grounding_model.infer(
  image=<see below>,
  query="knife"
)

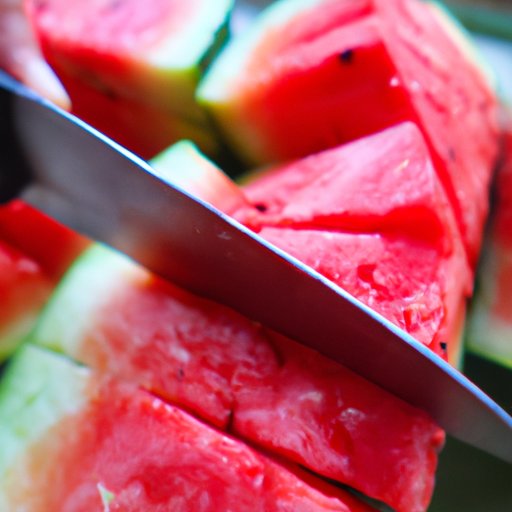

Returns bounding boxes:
[1,69,511,463]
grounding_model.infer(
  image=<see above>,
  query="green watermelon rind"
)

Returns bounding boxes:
[0,344,88,506]
[146,0,235,70]
[29,244,139,359]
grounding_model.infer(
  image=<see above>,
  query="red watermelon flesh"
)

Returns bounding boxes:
[489,128,512,253]
[0,200,88,280]
[32,244,445,512]
[232,123,471,362]
[233,332,445,512]
[49,80,219,159]
[81,271,278,428]
[2,354,376,512]
[235,123,460,250]
[467,124,512,367]
[24,0,232,158]
[0,239,52,359]
[199,0,499,265]
[260,227,467,360]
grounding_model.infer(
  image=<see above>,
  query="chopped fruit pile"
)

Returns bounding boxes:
[0,0,510,511]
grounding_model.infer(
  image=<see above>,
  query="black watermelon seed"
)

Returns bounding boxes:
[339,49,354,64]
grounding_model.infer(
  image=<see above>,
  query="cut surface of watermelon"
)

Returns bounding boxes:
[25,0,233,157]
[232,122,471,363]
[31,242,445,512]
[0,239,52,360]
[0,345,377,512]
[0,199,87,360]
[199,0,500,265]
[0,199,88,280]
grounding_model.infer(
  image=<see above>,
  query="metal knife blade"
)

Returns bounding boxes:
[1,69,511,462]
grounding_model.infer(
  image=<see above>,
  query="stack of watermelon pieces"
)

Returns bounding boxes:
[0,0,509,510]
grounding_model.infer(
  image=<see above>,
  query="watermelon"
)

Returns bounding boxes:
[0,1,505,510]
[0,0,69,108]
[466,123,512,368]
[30,242,445,512]
[167,124,471,362]
[0,200,88,280]
[0,199,88,359]
[29,123,459,512]
[0,239,51,360]
[1,345,380,512]
[24,0,233,158]
[198,0,500,266]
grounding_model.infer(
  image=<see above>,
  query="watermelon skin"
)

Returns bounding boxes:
[199,0,499,266]
[151,140,250,213]
[0,345,377,512]
[24,0,233,158]
[466,125,512,368]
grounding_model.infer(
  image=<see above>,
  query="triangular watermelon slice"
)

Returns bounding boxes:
[232,122,472,362]
[28,125,452,512]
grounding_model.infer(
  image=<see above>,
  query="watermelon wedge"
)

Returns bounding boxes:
[30,237,445,512]
[0,345,378,512]
[198,0,500,265]
[0,239,51,360]
[0,199,88,360]
[24,0,233,158]
[232,123,472,363]
[0,200,88,280]
[466,122,512,368]
[150,124,470,362]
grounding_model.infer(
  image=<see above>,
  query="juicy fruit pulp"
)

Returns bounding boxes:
[25,0,233,158]
[0,200,87,359]
[199,0,499,266]
[231,122,471,363]
[467,125,512,368]
[0,346,378,512]
[32,244,445,511]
